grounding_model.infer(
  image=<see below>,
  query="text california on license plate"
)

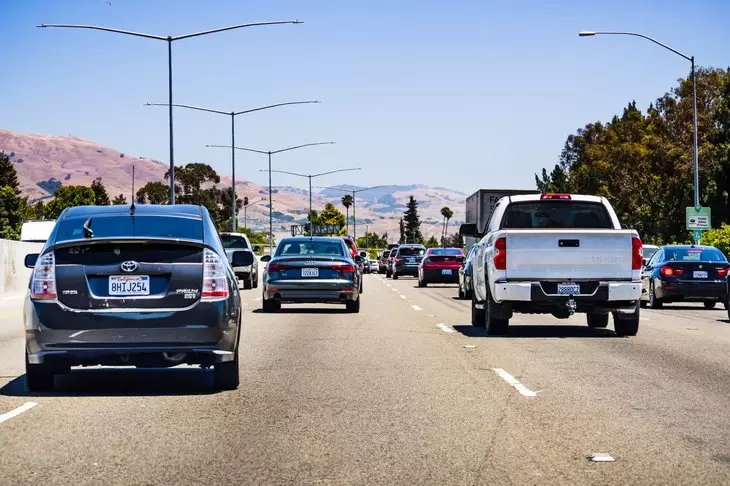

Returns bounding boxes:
[693,271,708,279]
[441,269,452,275]
[109,275,150,296]
[557,282,580,295]
[301,267,319,277]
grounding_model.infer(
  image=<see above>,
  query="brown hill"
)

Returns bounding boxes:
[1,129,466,241]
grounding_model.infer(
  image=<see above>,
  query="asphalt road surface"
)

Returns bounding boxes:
[1,269,729,485]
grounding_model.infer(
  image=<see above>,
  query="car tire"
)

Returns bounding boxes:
[214,352,239,390]
[25,351,54,392]
[392,274,398,280]
[613,304,640,336]
[253,277,258,289]
[704,301,716,309]
[586,312,609,328]
[346,297,361,313]
[457,284,464,299]
[471,292,485,327]
[484,289,509,335]
[243,277,252,290]
[648,281,662,309]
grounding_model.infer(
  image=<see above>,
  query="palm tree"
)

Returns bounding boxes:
[440,206,453,247]
[341,194,353,235]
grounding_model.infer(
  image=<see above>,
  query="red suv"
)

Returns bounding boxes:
[417,247,465,287]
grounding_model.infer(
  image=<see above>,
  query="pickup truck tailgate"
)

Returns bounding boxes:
[505,230,636,280]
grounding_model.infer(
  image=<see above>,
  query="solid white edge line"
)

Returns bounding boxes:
[436,323,455,333]
[493,368,537,397]
[0,402,38,424]
[400,294,407,299]
[412,305,422,311]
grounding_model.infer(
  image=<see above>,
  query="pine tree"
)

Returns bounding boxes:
[403,196,423,244]
[91,179,111,205]
[0,153,25,239]
[0,153,20,193]
[112,194,128,205]
[398,218,405,244]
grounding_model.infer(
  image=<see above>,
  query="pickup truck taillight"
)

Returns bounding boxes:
[632,237,643,270]
[494,237,506,270]
[30,251,57,300]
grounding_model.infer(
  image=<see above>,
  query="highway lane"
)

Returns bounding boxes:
[0,270,728,484]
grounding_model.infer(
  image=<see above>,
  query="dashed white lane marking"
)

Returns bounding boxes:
[427,314,436,317]
[411,305,422,311]
[493,368,537,397]
[0,402,38,425]
[400,294,407,299]
[437,323,455,333]
[392,288,399,292]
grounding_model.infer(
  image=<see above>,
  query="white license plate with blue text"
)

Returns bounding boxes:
[557,282,580,295]
[441,269,452,275]
[109,275,150,296]
[302,268,319,278]
[693,271,708,279]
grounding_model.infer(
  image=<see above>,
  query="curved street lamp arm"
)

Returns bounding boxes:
[37,24,167,40]
[354,184,389,193]
[312,168,362,178]
[173,20,302,41]
[271,142,336,155]
[145,103,229,115]
[263,169,309,178]
[586,31,691,61]
[206,144,269,155]
[234,100,319,116]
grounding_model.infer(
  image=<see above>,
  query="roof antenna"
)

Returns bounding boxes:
[130,165,136,215]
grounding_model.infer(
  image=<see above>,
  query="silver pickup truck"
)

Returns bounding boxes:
[462,193,643,336]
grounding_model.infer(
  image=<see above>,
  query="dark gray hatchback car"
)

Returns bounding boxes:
[23,204,251,391]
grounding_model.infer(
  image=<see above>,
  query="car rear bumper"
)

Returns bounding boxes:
[394,265,419,276]
[422,268,460,282]
[264,279,358,303]
[24,300,239,364]
[493,281,642,303]
[657,280,726,300]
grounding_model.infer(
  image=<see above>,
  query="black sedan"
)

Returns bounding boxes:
[640,245,729,309]
[262,237,364,313]
[458,244,477,299]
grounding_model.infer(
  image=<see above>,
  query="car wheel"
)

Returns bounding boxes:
[704,301,716,309]
[253,277,259,289]
[485,289,509,335]
[346,297,361,313]
[457,283,464,299]
[471,292,485,327]
[613,304,640,336]
[214,352,239,390]
[25,351,55,392]
[586,312,609,328]
[648,281,663,309]
[392,273,398,280]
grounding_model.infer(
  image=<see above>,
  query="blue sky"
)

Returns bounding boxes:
[2,0,728,194]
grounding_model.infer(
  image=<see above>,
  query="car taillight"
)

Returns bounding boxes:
[395,258,403,263]
[202,248,228,301]
[267,263,292,272]
[632,237,643,270]
[494,237,506,270]
[332,264,355,274]
[30,251,57,300]
[540,193,571,200]
[716,267,730,278]
[660,266,684,277]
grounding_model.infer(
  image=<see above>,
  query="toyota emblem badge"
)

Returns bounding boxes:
[121,261,138,273]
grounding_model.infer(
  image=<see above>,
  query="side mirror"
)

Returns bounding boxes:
[621,223,628,229]
[25,254,39,269]
[252,245,261,254]
[231,250,254,267]
[459,223,481,238]
[355,255,366,264]
[260,255,272,262]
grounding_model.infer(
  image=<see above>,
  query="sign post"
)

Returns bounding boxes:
[686,207,711,244]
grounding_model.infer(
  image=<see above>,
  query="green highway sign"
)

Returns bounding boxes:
[686,207,711,231]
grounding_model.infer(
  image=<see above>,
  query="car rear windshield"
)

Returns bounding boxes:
[276,240,346,257]
[55,215,203,242]
[382,251,391,258]
[398,247,426,256]
[501,201,613,229]
[664,248,727,262]
[220,235,250,249]
[429,248,463,256]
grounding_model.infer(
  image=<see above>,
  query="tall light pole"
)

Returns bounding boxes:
[38,20,302,204]
[316,185,389,242]
[144,101,318,230]
[261,168,362,235]
[579,31,700,240]
[206,142,335,253]
[243,197,266,230]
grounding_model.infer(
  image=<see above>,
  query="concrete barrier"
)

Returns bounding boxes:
[0,239,43,303]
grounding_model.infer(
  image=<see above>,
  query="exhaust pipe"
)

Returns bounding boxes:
[162,352,187,363]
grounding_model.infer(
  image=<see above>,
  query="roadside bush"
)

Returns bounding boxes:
[701,225,730,258]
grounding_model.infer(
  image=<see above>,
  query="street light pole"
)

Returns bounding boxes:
[579,30,701,238]
[146,101,318,230]
[206,142,335,250]
[39,20,302,204]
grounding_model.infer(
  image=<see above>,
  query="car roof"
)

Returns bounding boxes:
[281,236,344,243]
[660,245,717,250]
[509,194,604,204]
[61,204,202,219]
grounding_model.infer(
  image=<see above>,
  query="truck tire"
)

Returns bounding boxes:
[586,312,609,328]
[485,289,509,335]
[613,305,640,337]
[471,293,485,327]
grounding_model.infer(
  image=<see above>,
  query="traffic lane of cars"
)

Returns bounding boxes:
[375,273,730,482]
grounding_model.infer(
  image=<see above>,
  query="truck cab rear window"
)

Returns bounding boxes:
[56,215,203,242]
[220,235,250,249]
[501,202,613,229]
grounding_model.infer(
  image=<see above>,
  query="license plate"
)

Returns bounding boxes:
[109,275,150,296]
[301,267,319,278]
[693,271,708,279]
[557,282,580,295]
[441,269,452,275]
[407,258,415,264]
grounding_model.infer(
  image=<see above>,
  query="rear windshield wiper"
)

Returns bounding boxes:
[82,217,94,238]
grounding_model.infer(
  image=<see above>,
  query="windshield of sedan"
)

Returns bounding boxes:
[663,248,726,262]
[398,247,426,256]
[429,248,463,256]
[276,240,346,257]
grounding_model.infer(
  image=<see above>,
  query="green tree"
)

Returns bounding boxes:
[0,153,20,191]
[424,235,440,248]
[403,196,423,244]
[0,153,26,239]
[319,202,346,229]
[701,225,730,257]
[136,181,169,204]
[356,231,387,249]
[25,200,46,220]
[341,194,353,234]
[112,194,128,205]
[44,185,96,219]
[90,179,111,206]
[440,206,454,245]
[398,218,405,244]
